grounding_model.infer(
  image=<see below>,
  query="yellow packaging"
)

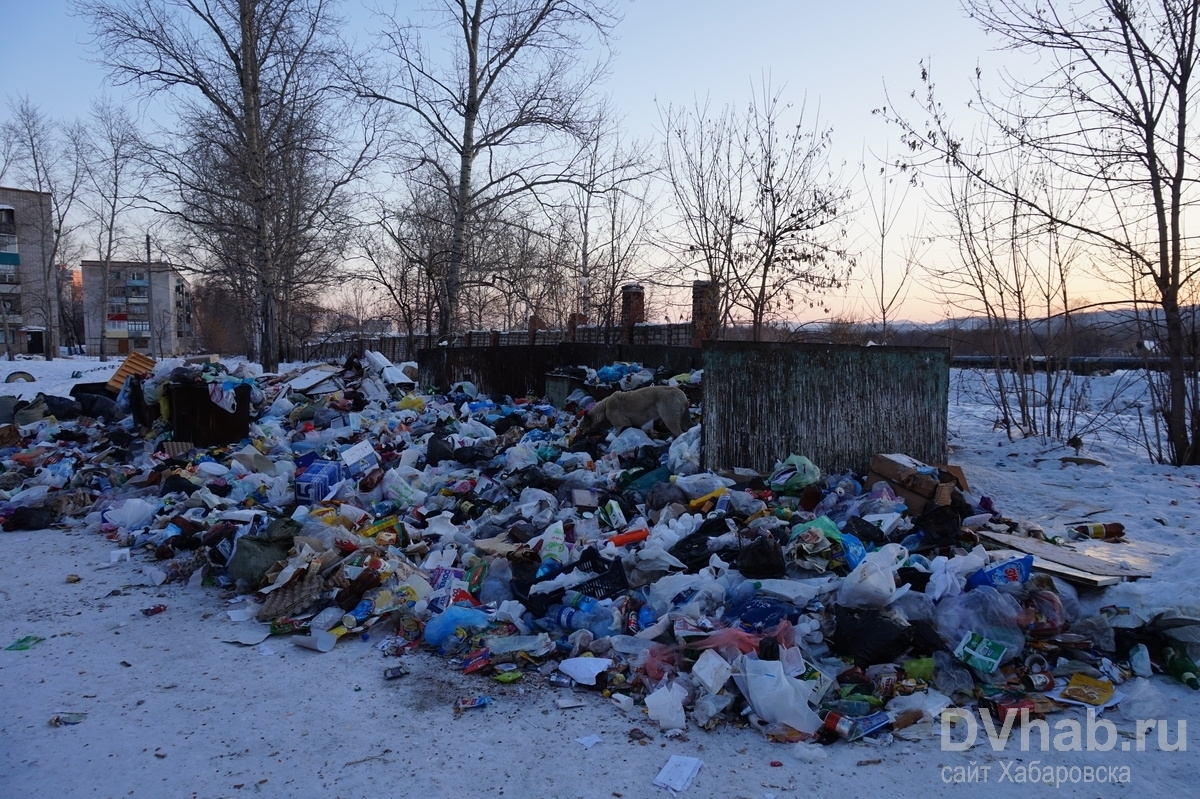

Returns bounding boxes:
[1061,673,1115,706]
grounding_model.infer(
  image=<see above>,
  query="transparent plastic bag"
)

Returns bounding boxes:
[934,586,1025,665]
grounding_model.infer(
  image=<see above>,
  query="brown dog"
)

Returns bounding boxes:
[576,385,694,439]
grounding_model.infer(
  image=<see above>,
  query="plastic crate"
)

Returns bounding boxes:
[511,547,626,617]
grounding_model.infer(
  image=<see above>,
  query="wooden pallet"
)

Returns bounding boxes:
[105,352,156,393]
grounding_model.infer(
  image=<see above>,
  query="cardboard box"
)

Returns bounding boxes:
[870,453,957,506]
[865,470,929,516]
[295,459,343,502]
[339,439,381,478]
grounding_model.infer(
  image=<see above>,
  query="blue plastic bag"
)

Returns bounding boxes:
[423,606,489,648]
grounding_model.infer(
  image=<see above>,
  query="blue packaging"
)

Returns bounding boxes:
[295,459,343,502]
[966,555,1034,590]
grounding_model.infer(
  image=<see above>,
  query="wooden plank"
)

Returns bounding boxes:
[977,530,1151,580]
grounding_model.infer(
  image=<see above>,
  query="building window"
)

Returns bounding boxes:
[112,270,122,281]
[127,320,150,333]
[128,287,148,299]
[1,295,21,314]
[107,302,126,315]
[128,271,146,281]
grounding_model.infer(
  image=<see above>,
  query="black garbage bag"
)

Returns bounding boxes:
[425,436,456,467]
[844,515,888,547]
[77,392,123,421]
[452,445,495,465]
[831,606,914,666]
[3,505,56,531]
[897,566,932,593]
[913,505,962,550]
[908,619,947,656]
[492,413,525,436]
[669,518,740,572]
[42,394,82,420]
[160,474,200,497]
[736,535,786,579]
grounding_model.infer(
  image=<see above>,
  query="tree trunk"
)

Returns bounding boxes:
[444,0,484,338]
[1161,288,1193,464]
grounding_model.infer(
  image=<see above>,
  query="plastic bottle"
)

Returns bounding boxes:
[1164,646,1200,689]
[536,522,567,579]
[563,590,598,612]
[706,493,732,520]
[1072,522,1126,540]
[607,528,649,547]
[342,588,393,628]
[479,558,513,605]
[822,699,872,717]
[550,603,616,638]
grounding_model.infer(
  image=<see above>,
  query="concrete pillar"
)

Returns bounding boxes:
[620,284,644,345]
[691,280,719,347]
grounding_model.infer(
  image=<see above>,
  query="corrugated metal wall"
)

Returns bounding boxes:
[702,342,949,475]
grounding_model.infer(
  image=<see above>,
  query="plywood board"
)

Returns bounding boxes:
[977,530,1150,580]
[986,548,1121,588]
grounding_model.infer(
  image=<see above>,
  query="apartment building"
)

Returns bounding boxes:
[0,186,61,356]
[81,259,195,356]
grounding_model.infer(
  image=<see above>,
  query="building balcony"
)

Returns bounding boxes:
[126,278,149,287]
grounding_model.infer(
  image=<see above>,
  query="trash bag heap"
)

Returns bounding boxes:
[2,352,1197,745]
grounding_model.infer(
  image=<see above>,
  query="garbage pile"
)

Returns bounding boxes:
[2,353,1198,748]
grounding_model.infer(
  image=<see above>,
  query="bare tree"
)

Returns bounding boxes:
[2,97,87,361]
[78,0,382,372]
[79,99,148,361]
[861,153,926,343]
[353,0,620,337]
[660,98,742,333]
[663,85,853,341]
[568,121,655,337]
[883,1,1200,464]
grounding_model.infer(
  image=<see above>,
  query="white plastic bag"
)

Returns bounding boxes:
[608,426,655,455]
[837,560,905,608]
[668,425,702,475]
[645,682,688,731]
[691,649,733,695]
[735,656,821,734]
[101,497,158,529]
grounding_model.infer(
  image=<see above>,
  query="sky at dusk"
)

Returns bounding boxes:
[5,1,1071,324]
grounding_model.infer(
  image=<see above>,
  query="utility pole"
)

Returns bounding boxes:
[146,233,154,357]
[2,298,12,361]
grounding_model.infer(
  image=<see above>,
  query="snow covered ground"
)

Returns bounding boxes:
[1,356,1198,798]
